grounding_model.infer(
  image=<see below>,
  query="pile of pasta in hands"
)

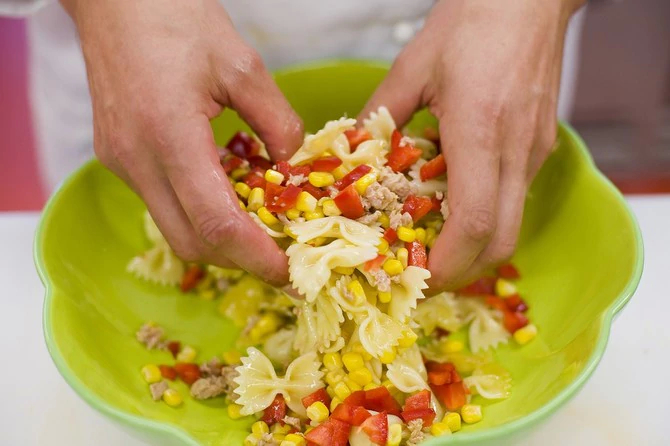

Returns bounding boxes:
[130,107,538,446]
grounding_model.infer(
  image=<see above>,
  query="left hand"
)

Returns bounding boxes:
[360,0,585,292]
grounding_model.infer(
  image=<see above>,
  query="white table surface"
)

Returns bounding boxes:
[1,196,668,446]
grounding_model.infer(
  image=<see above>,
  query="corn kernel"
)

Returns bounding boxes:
[296,191,318,212]
[222,350,241,365]
[239,199,247,210]
[441,339,464,354]
[272,424,292,435]
[306,401,329,423]
[330,397,342,412]
[257,207,280,226]
[304,209,325,220]
[234,182,251,199]
[513,324,537,345]
[344,377,363,391]
[227,403,245,419]
[323,352,344,371]
[326,370,346,386]
[342,352,365,372]
[496,278,518,297]
[414,227,426,244]
[251,421,270,436]
[381,380,396,392]
[334,266,355,275]
[308,172,335,188]
[461,404,483,424]
[281,433,306,446]
[387,423,403,446]
[231,167,249,180]
[346,280,367,305]
[398,329,418,348]
[378,291,392,303]
[264,169,285,185]
[333,381,352,400]
[363,383,378,391]
[444,412,462,432]
[348,368,373,387]
[397,226,416,243]
[162,388,183,407]
[383,259,404,276]
[176,345,197,363]
[140,364,162,384]
[286,208,302,220]
[326,386,336,399]
[430,421,452,436]
[377,238,389,254]
[332,165,347,180]
[247,187,265,212]
[251,313,282,341]
[284,226,297,238]
[351,343,373,361]
[354,172,377,195]
[396,248,408,268]
[322,199,342,217]
[379,349,396,364]
[378,213,390,229]
[244,433,260,446]
[272,433,286,443]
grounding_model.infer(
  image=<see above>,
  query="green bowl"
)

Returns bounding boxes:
[35,61,643,445]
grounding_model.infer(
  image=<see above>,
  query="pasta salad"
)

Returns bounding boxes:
[130,107,537,446]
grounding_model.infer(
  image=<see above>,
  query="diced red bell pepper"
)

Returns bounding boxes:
[401,408,436,427]
[497,263,521,279]
[331,403,371,426]
[174,363,201,386]
[504,311,529,334]
[361,411,388,446]
[334,165,372,190]
[431,382,467,411]
[266,184,301,213]
[505,294,528,313]
[426,361,457,386]
[159,365,177,381]
[457,277,497,296]
[180,265,204,292]
[330,418,353,446]
[305,418,351,446]
[242,167,266,189]
[312,156,343,172]
[333,185,365,219]
[344,128,372,151]
[261,394,287,425]
[226,131,260,159]
[352,406,372,426]
[264,182,286,211]
[221,155,245,174]
[344,390,367,408]
[383,228,398,244]
[402,195,433,223]
[403,390,431,412]
[406,241,427,269]
[431,196,442,213]
[247,155,273,171]
[166,341,181,358]
[276,160,311,179]
[485,295,508,313]
[364,254,387,272]
[302,388,331,410]
[364,387,401,416]
[386,130,423,172]
[420,155,447,181]
[302,183,329,199]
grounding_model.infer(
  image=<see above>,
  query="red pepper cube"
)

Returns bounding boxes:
[419,154,447,181]
[333,185,365,219]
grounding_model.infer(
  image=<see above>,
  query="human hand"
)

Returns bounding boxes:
[60,0,304,285]
[361,0,585,292]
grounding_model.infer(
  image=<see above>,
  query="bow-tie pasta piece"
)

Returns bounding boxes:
[289,216,382,246]
[461,298,511,353]
[127,244,184,286]
[288,117,356,166]
[388,266,431,322]
[412,292,464,335]
[363,106,396,142]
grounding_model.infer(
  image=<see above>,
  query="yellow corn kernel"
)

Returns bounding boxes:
[377,238,389,254]
[284,226,297,238]
[306,401,329,423]
[334,266,355,275]
[140,364,162,384]
[264,169,285,185]
[513,324,537,345]
[414,227,426,244]
[176,345,197,363]
[441,339,465,354]
[231,167,249,180]
[286,208,302,220]
[426,226,437,242]
[323,352,344,371]
[378,290,392,303]
[342,352,365,372]
[363,383,378,391]
[381,380,396,392]
[304,208,325,220]
[234,182,251,199]
[378,212,390,229]
[346,280,367,305]
[348,368,373,387]
[308,172,335,188]
[430,421,452,436]
[461,404,483,424]
[281,433,306,446]
[244,433,260,446]
[251,313,282,341]
[322,199,342,217]
[330,397,342,412]
[296,191,318,212]
[326,386,336,399]
[257,207,280,226]
[387,423,403,446]
[247,187,265,212]
[383,259,404,276]
[379,349,396,364]
[272,434,287,443]
[222,350,241,365]
[272,424,293,435]
[239,199,247,211]
[344,377,363,392]
[251,421,270,436]
[397,226,416,243]
[396,248,409,268]
[351,343,373,361]
[325,370,346,386]
[398,329,418,348]
[332,165,347,180]
[333,381,352,400]
[354,172,377,195]
[495,278,518,297]
[444,412,462,432]
[162,389,183,407]
[227,403,245,419]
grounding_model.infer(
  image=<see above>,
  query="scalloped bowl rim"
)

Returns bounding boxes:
[34,63,644,445]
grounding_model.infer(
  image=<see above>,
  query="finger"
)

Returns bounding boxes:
[218,49,303,161]
[427,117,501,291]
[160,114,290,285]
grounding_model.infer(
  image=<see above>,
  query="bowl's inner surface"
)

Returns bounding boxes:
[40,63,640,445]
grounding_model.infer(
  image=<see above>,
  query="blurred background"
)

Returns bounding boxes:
[1,0,669,211]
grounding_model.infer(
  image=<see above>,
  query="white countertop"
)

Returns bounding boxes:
[1,196,668,446]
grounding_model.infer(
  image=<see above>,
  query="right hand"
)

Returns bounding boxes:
[60,0,304,285]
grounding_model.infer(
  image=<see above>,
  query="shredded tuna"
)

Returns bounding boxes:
[149,381,168,401]
[190,376,227,400]
[362,182,400,212]
[200,357,223,377]
[256,433,279,446]
[405,419,427,446]
[327,186,339,198]
[357,211,381,225]
[441,199,450,221]
[282,415,301,430]
[435,191,444,200]
[370,269,391,292]
[379,166,417,200]
[216,278,230,292]
[399,135,415,147]
[286,174,306,186]
[136,323,166,350]
[389,210,413,230]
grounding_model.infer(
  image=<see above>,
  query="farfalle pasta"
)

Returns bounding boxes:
[131,108,539,445]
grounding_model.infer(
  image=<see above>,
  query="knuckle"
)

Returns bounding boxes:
[458,206,496,242]
[227,48,265,88]
[194,211,235,247]
[487,239,517,265]
[171,242,201,263]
